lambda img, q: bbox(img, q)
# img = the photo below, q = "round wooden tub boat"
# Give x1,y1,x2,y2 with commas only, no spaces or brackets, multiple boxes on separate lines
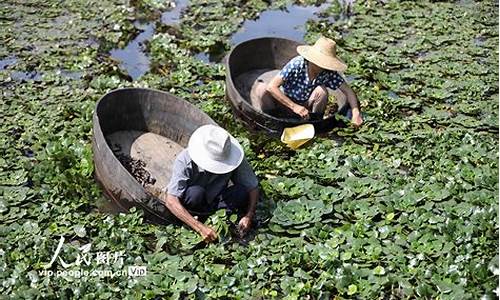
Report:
92,88,216,224
225,37,348,135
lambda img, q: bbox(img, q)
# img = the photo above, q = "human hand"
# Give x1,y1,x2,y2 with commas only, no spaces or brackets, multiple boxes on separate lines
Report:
292,105,309,119
351,109,363,127
199,225,217,243
238,216,252,236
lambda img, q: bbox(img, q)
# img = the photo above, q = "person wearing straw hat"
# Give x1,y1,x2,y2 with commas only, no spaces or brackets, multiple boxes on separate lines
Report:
162,125,259,243
252,36,363,126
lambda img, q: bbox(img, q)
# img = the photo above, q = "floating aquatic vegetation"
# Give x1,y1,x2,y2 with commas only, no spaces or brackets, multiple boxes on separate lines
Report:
0,0,498,299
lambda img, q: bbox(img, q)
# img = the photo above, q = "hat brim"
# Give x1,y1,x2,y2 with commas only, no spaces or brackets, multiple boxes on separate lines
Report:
188,125,244,174
297,45,347,72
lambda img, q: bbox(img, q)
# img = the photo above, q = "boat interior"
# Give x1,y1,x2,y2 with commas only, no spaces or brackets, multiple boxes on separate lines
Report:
106,131,184,198
234,68,347,119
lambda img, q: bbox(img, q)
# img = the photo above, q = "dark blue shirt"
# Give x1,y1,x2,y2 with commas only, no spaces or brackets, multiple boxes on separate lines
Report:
279,55,345,103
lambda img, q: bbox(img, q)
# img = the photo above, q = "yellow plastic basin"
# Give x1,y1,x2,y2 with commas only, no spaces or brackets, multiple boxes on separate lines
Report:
281,124,315,150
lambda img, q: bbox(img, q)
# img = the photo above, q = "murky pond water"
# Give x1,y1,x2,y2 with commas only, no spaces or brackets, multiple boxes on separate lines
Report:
110,0,189,80
10,71,44,81
111,0,340,79
474,36,486,47
161,0,189,24
4,69,82,82
0,56,17,71
59,69,83,80
195,1,336,64
109,21,155,80
231,2,332,45
1,41,92,81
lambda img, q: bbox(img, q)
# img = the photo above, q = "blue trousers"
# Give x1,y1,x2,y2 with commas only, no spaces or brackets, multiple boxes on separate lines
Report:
180,184,249,216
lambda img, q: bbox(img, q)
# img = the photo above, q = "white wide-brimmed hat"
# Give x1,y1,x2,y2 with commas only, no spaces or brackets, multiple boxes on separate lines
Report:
297,36,347,72
188,125,244,174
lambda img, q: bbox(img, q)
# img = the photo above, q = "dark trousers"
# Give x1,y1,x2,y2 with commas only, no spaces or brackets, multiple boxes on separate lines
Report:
180,184,249,216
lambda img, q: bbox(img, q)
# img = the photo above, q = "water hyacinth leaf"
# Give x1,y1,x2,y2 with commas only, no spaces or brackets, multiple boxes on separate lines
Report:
156,236,168,251
348,284,358,295
22,221,40,234
1,169,28,186
270,197,333,231
341,252,352,261
373,266,385,275
0,199,7,213
0,0,497,298
73,224,86,237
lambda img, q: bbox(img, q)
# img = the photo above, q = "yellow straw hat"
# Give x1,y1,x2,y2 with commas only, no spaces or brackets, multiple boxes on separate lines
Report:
297,37,347,72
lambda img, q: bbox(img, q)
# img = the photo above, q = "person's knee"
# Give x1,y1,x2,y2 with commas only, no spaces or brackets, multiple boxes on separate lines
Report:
313,85,328,102
308,85,328,115
223,184,249,211
182,185,206,208
251,83,276,113
330,89,346,112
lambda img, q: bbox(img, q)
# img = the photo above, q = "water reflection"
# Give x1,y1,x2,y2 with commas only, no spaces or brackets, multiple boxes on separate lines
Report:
231,2,332,45
109,0,190,80
59,70,83,80
111,0,347,78
474,37,486,47
196,1,337,64
0,57,17,70
109,21,155,80
161,0,189,25
387,91,398,99
195,52,210,64
10,71,43,81
7,69,83,82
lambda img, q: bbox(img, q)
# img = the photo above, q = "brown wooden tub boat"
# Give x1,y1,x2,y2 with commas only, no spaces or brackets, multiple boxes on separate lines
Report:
225,37,348,135
92,88,216,224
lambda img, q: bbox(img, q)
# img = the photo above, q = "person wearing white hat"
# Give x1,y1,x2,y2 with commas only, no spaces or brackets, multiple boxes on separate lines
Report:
162,125,259,243
252,36,363,126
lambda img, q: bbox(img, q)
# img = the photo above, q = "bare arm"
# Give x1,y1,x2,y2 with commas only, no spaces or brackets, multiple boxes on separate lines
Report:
266,76,309,118
245,188,259,219
339,82,363,126
161,193,217,242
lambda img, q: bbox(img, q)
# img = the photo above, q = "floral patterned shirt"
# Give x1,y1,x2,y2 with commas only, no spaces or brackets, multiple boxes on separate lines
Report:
279,55,345,103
